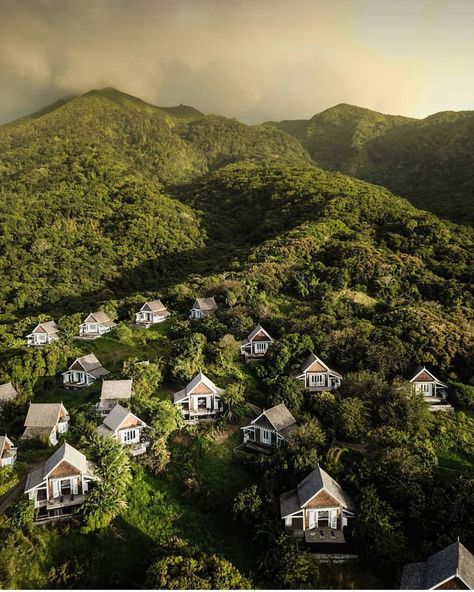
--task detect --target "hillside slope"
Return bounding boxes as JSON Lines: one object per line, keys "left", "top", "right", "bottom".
{"left": 266, "top": 104, "right": 474, "bottom": 225}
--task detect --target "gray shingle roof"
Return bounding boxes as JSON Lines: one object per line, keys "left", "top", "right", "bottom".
{"left": 193, "top": 297, "right": 218, "bottom": 312}
{"left": 100, "top": 380, "right": 133, "bottom": 401}
{"left": 245, "top": 325, "right": 273, "bottom": 343}
{"left": 24, "top": 403, "right": 67, "bottom": 428}
{"left": 25, "top": 442, "right": 95, "bottom": 492}
{"left": 142, "top": 300, "right": 169, "bottom": 314}
{"left": 99, "top": 403, "right": 146, "bottom": 434}
{"left": 300, "top": 352, "right": 342, "bottom": 378}
{"left": 254, "top": 403, "right": 296, "bottom": 433}
{"left": 32, "top": 320, "right": 59, "bottom": 335}
{"left": 67, "top": 353, "right": 109, "bottom": 377}
{"left": 0, "top": 382, "right": 18, "bottom": 403}
{"left": 173, "top": 372, "right": 225, "bottom": 404}
{"left": 83, "top": 311, "right": 116, "bottom": 327}
{"left": 280, "top": 466, "right": 355, "bottom": 517}
{"left": 401, "top": 541, "right": 474, "bottom": 589}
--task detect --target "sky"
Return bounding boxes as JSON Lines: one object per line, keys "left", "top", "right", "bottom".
{"left": 0, "top": 0, "right": 473, "bottom": 124}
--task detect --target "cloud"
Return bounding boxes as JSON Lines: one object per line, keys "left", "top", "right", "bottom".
{"left": 0, "top": 0, "right": 473, "bottom": 124}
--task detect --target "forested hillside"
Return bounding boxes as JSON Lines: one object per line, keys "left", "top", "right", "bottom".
{"left": 0, "top": 89, "right": 473, "bottom": 589}
{"left": 266, "top": 104, "right": 474, "bottom": 225}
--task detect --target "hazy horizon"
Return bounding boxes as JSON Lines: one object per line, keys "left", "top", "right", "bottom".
{"left": 1, "top": 0, "right": 474, "bottom": 125}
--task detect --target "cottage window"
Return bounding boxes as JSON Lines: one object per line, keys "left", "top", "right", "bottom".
{"left": 197, "top": 397, "right": 207, "bottom": 410}
{"left": 309, "top": 373, "right": 326, "bottom": 386}
{"left": 254, "top": 342, "right": 267, "bottom": 353}
{"left": 122, "top": 429, "right": 139, "bottom": 443}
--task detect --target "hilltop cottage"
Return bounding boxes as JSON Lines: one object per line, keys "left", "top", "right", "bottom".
{"left": 21, "top": 403, "right": 69, "bottom": 446}
{"left": 96, "top": 404, "right": 148, "bottom": 456}
{"left": 240, "top": 403, "right": 296, "bottom": 452}
{"left": 135, "top": 300, "right": 170, "bottom": 327}
{"left": 296, "top": 352, "right": 342, "bottom": 391}
{"left": 27, "top": 320, "right": 60, "bottom": 347}
{"left": 24, "top": 442, "right": 97, "bottom": 522}
{"left": 79, "top": 311, "right": 116, "bottom": 339}
{"left": 97, "top": 379, "right": 133, "bottom": 415}
{"left": 189, "top": 297, "right": 218, "bottom": 320}
{"left": 173, "top": 372, "right": 225, "bottom": 422}
{"left": 0, "top": 435, "right": 17, "bottom": 467}
{"left": 280, "top": 466, "right": 355, "bottom": 545}
{"left": 0, "top": 382, "right": 18, "bottom": 413}
{"left": 240, "top": 325, "right": 274, "bottom": 359}
{"left": 62, "top": 353, "right": 109, "bottom": 389}
{"left": 400, "top": 540, "right": 474, "bottom": 590}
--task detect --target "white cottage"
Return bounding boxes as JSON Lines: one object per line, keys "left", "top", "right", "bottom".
{"left": 296, "top": 353, "right": 342, "bottom": 391}
{"left": 24, "top": 442, "right": 97, "bottom": 521}
{"left": 79, "top": 311, "right": 116, "bottom": 339}
{"left": 280, "top": 466, "right": 355, "bottom": 544}
{"left": 135, "top": 300, "right": 170, "bottom": 327}
{"left": 62, "top": 353, "right": 109, "bottom": 389}
{"left": 0, "top": 435, "right": 17, "bottom": 467}
{"left": 173, "top": 372, "right": 225, "bottom": 422}
{"left": 409, "top": 366, "right": 448, "bottom": 399}
{"left": 21, "top": 403, "right": 69, "bottom": 446}
{"left": 189, "top": 297, "right": 218, "bottom": 320}
{"left": 96, "top": 404, "right": 148, "bottom": 456}
{"left": 240, "top": 325, "right": 274, "bottom": 359}
{"left": 240, "top": 403, "right": 296, "bottom": 451}
{"left": 27, "top": 321, "right": 60, "bottom": 346}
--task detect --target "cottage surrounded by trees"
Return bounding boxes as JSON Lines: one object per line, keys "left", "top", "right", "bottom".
{"left": 135, "top": 300, "right": 170, "bottom": 327}
{"left": 240, "top": 325, "right": 274, "bottom": 359}
{"left": 240, "top": 403, "right": 296, "bottom": 452}
{"left": 189, "top": 297, "right": 218, "bottom": 320}
{"left": 24, "top": 442, "right": 97, "bottom": 522}
{"left": 26, "top": 320, "right": 60, "bottom": 347}
{"left": 409, "top": 366, "right": 448, "bottom": 399}
{"left": 96, "top": 403, "right": 148, "bottom": 456}
{"left": 400, "top": 540, "right": 474, "bottom": 589}
{"left": 296, "top": 352, "right": 342, "bottom": 391}
{"left": 280, "top": 466, "right": 355, "bottom": 545}
{"left": 62, "top": 353, "right": 109, "bottom": 389}
{"left": 97, "top": 379, "right": 133, "bottom": 415}
{"left": 21, "top": 403, "right": 69, "bottom": 446}
{"left": 0, "top": 434, "right": 17, "bottom": 467}
{"left": 173, "top": 372, "right": 225, "bottom": 422}
{"left": 79, "top": 311, "right": 116, "bottom": 339}
{"left": 0, "top": 382, "right": 18, "bottom": 413}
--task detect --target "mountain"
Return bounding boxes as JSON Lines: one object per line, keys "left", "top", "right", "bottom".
{"left": 265, "top": 104, "right": 474, "bottom": 225}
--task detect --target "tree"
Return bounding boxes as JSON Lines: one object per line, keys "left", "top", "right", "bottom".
{"left": 285, "top": 419, "right": 326, "bottom": 474}
{"left": 269, "top": 376, "right": 305, "bottom": 415}
{"left": 145, "top": 553, "right": 252, "bottom": 589}
{"left": 81, "top": 435, "right": 132, "bottom": 532}
{"left": 221, "top": 382, "right": 247, "bottom": 422}
{"left": 143, "top": 436, "right": 170, "bottom": 475}
{"left": 232, "top": 485, "right": 263, "bottom": 526}
{"left": 338, "top": 397, "right": 369, "bottom": 441}
{"left": 123, "top": 359, "right": 163, "bottom": 400}
{"left": 171, "top": 333, "right": 207, "bottom": 382}
{"left": 4, "top": 498, "right": 34, "bottom": 533}
{"left": 357, "top": 486, "right": 408, "bottom": 580}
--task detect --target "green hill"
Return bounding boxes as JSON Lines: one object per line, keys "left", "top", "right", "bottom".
{"left": 265, "top": 104, "right": 474, "bottom": 225}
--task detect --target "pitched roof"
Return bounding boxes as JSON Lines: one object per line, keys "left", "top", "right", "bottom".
{"left": 0, "top": 382, "right": 18, "bottom": 403}
{"left": 25, "top": 442, "right": 94, "bottom": 491}
{"left": 101, "top": 403, "right": 145, "bottom": 433}
{"left": 0, "top": 435, "right": 14, "bottom": 457}
{"left": 100, "top": 380, "right": 133, "bottom": 401}
{"left": 24, "top": 403, "right": 67, "bottom": 428}
{"left": 253, "top": 403, "right": 296, "bottom": 433}
{"left": 67, "top": 353, "right": 109, "bottom": 377}
{"left": 300, "top": 352, "right": 342, "bottom": 378}
{"left": 409, "top": 365, "right": 447, "bottom": 387}
{"left": 83, "top": 311, "right": 115, "bottom": 326}
{"left": 32, "top": 320, "right": 60, "bottom": 335}
{"left": 173, "top": 372, "right": 225, "bottom": 403}
{"left": 193, "top": 297, "right": 218, "bottom": 312}
{"left": 141, "top": 300, "right": 169, "bottom": 314}
{"left": 280, "top": 466, "right": 355, "bottom": 517}
{"left": 245, "top": 325, "right": 273, "bottom": 343}
{"left": 401, "top": 541, "right": 474, "bottom": 590}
